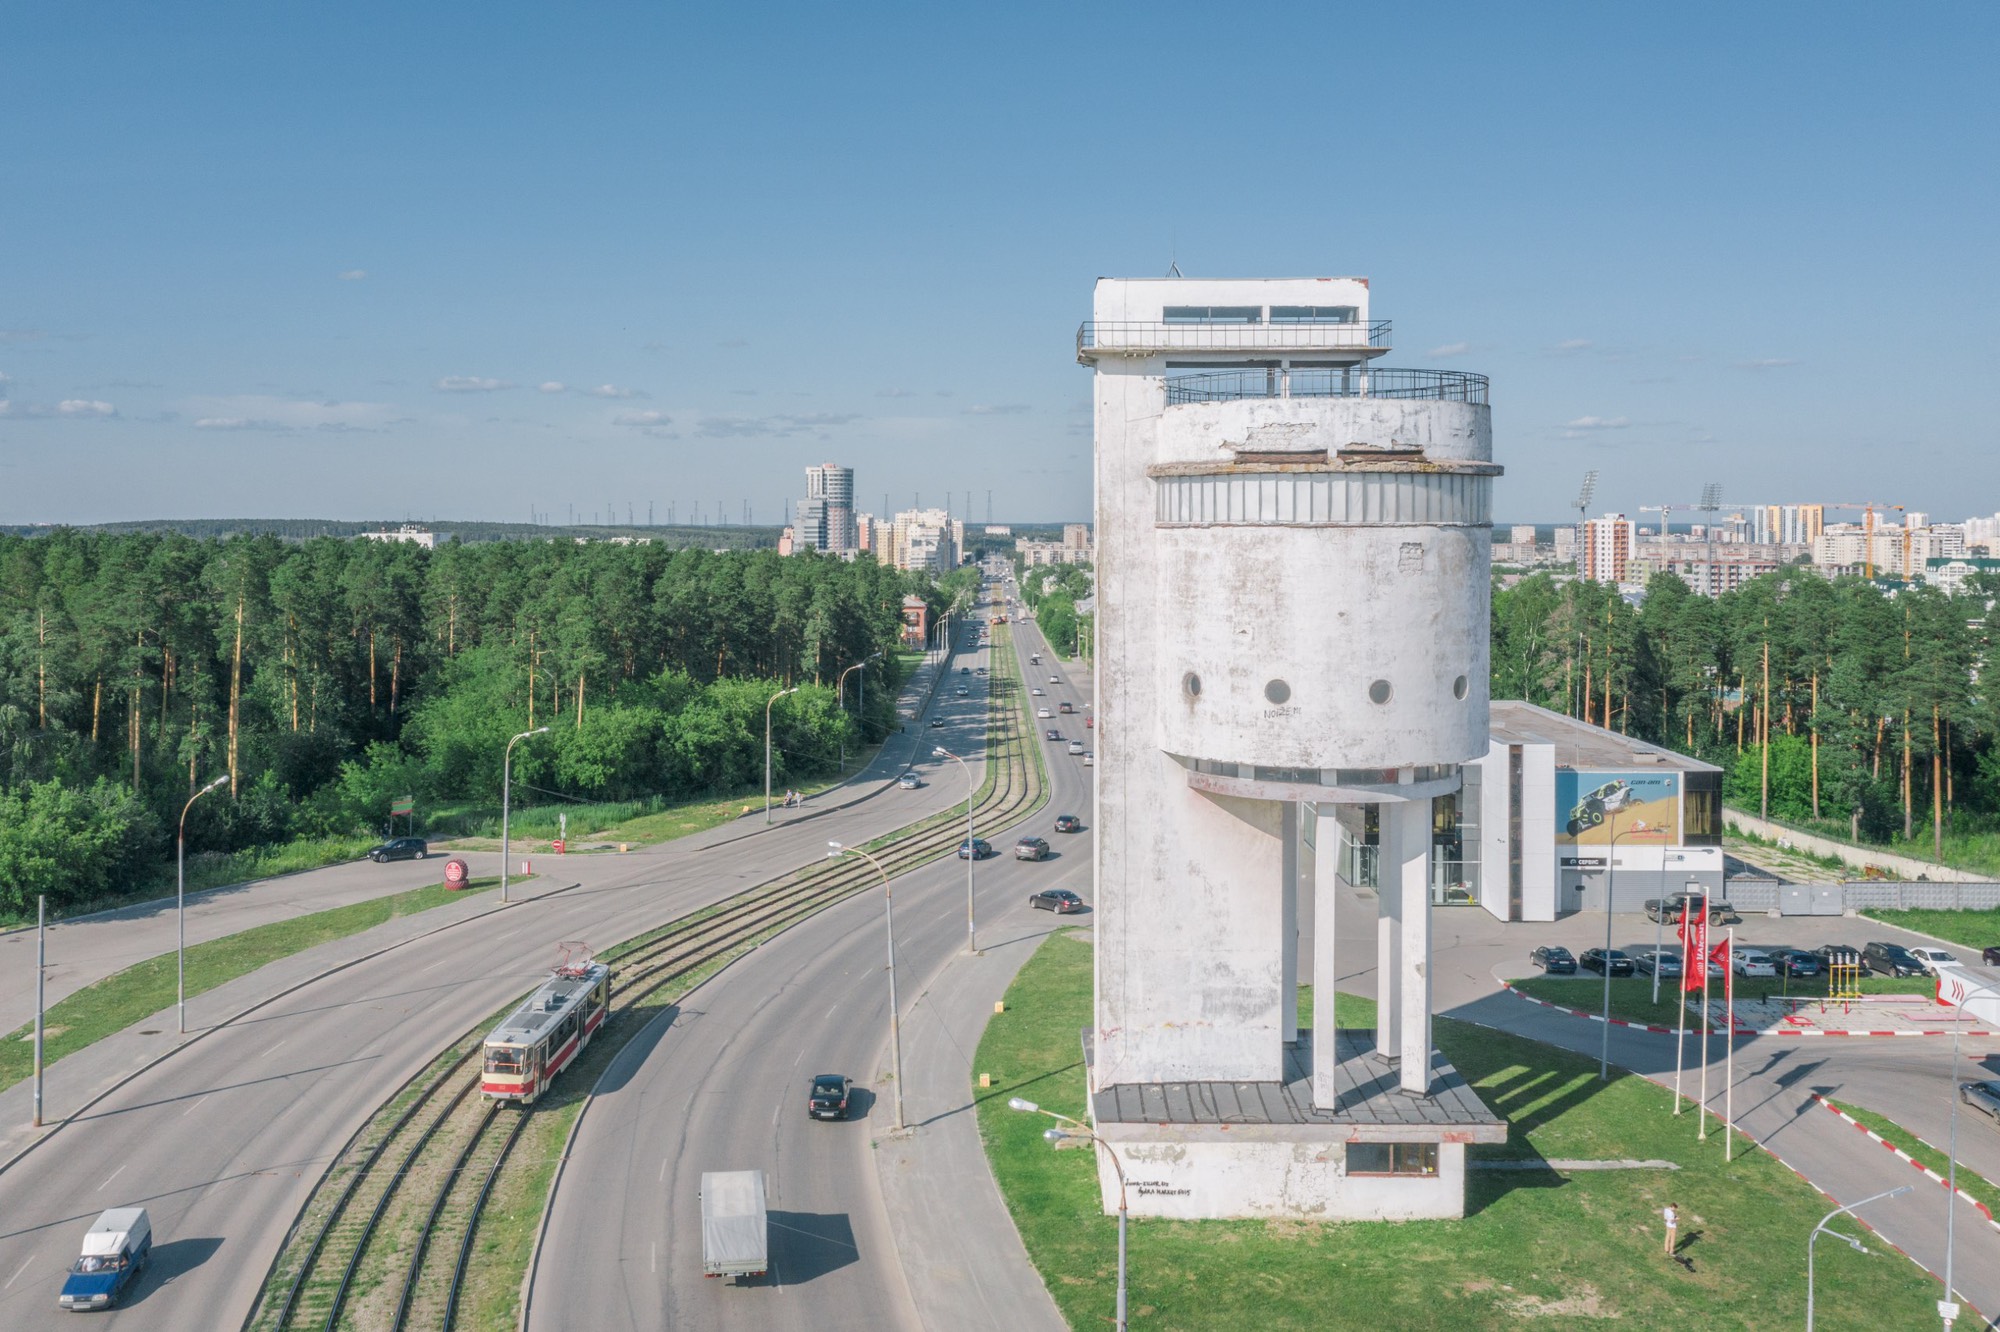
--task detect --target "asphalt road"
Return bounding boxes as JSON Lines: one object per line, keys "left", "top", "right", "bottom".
{"left": 1331, "top": 887, "right": 2000, "bottom": 1322}
{"left": 0, "top": 637, "right": 990, "bottom": 1329}
{"left": 528, "top": 604, "right": 1090, "bottom": 1331}
{"left": 0, "top": 850, "right": 503, "bottom": 1019}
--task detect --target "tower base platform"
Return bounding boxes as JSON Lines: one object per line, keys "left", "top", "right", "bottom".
{"left": 1085, "top": 1028, "right": 1504, "bottom": 1221}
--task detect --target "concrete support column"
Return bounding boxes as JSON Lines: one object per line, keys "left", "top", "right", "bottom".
{"left": 1374, "top": 806, "right": 1401, "bottom": 1065}
{"left": 1311, "top": 806, "right": 1342, "bottom": 1109}
{"left": 1280, "top": 802, "right": 1300, "bottom": 1047}
{"left": 1388, "top": 798, "right": 1435, "bottom": 1096}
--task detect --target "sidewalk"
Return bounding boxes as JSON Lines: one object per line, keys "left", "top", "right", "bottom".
{"left": 871, "top": 906, "right": 1069, "bottom": 1332}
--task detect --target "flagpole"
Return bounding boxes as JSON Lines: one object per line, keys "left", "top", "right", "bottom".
{"left": 1672, "top": 904, "right": 1688, "bottom": 1112}
{"left": 1724, "top": 926, "right": 1735, "bottom": 1161}
{"left": 1697, "top": 922, "right": 1711, "bottom": 1141}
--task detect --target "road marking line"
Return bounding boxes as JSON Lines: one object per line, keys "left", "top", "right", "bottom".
{"left": 650, "top": 1241, "right": 656, "bottom": 1273}
{"left": 659, "top": 1158, "right": 668, "bottom": 1184}
{"left": 262, "top": 1038, "right": 288, "bottom": 1059}
{"left": 5, "top": 1257, "right": 33, "bottom": 1289}
{"left": 98, "top": 1163, "right": 126, "bottom": 1192}
{"left": 182, "top": 1094, "right": 210, "bottom": 1118}
{"left": 418, "top": 956, "right": 454, "bottom": 974}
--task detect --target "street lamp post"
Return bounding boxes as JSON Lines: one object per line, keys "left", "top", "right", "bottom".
{"left": 1598, "top": 811, "right": 1648, "bottom": 1080}
{"left": 1010, "top": 1097, "right": 1127, "bottom": 1332}
{"left": 835, "top": 653, "right": 882, "bottom": 772}
{"left": 828, "top": 841, "right": 904, "bottom": 1130}
{"left": 1808, "top": 1185, "right": 1912, "bottom": 1330}
{"left": 500, "top": 726, "right": 550, "bottom": 904}
{"left": 935, "top": 746, "right": 978, "bottom": 954}
{"left": 178, "top": 775, "right": 229, "bottom": 1035}
{"left": 764, "top": 686, "right": 800, "bottom": 824}
{"left": 1940, "top": 972, "right": 1999, "bottom": 1329}
{"left": 1654, "top": 875, "right": 1700, "bottom": 1005}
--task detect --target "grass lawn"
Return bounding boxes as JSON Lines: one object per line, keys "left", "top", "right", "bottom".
{"left": 977, "top": 932, "right": 1944, "bottom": 1330}
{"left": 1513, "top": 973, "right": 1935, "bottom": 1028}
{"left": 0, "top": 874, "right": 528, "bottom": 1096}
{"left": 1861, "top": 907, "right": 2000, "bottom": 954}
{"left": 1826, "top": 1099, "right": 2000, "bottom": 1220}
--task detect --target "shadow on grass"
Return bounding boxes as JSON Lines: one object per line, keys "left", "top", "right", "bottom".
{"left": 972, "top": 1058, "right": 1086, "bottom": 1112}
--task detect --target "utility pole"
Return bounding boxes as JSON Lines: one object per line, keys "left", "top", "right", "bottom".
{"left": 33, "top": 895, "right": 45, "bottom": 1127}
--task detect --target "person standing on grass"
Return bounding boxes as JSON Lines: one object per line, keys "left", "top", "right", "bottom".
{"left": 1662, "top": 1202, "right": 1679, "bottom": 1255}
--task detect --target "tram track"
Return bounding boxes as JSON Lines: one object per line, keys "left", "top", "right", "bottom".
{"left": 244, "top": 623, "right": 1046, "bottom": 1332}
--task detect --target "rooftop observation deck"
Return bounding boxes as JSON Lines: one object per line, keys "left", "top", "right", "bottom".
{"left": 1165, "top": 366, "right": 1488, "bottom": 406}
{"left": 1077, "top": 318, "right": 1392, "bottom": 362}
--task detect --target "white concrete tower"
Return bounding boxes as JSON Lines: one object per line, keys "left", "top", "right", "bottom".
{"left": 1083, "top": 278, "right": 1503, "bottom": 1220}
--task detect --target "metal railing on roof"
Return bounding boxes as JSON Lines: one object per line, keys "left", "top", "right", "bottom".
{"left": 1076, "top": 320, "right": 1391, "bottom": 358}
{"left": 1165, "top": 366, "right": 1488, "bottom": 406}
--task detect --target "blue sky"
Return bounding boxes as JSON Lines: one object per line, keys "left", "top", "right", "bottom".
{"left": 3, "top": 1, "right": 1995, "bottom": 527}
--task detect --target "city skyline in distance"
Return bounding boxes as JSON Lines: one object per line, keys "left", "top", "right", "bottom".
{"left": 2, "top": 3, "right": 1994, "bottom": 527}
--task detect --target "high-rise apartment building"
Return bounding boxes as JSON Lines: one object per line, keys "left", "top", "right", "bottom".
{"left": 1752, "top": 504, "right": 1825, "bottom": 547}
{"left": 1581, "top": 514, "right": 1638, "bottom": 583}
{"left": 794, "top": 462, "right": 857, "bottom": 553}
{"left": 878, "top": 508, "right": 959, "bottom": 571}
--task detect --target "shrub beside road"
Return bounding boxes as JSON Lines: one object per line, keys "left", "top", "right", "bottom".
{"left": 977, "top": 933, "right": 1944, "bottom": 1330}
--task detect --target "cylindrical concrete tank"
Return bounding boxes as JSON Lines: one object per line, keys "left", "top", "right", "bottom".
{"left": 1148, "top": 396, "right": 1495, "bottom": 771}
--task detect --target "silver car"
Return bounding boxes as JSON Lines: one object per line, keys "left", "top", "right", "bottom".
{"left": 1962, "top": 1080, "right": 2000, "bottom": 1123}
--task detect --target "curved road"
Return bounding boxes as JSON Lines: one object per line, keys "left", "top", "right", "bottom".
{"left": 0, "top": 638, "right": 989, "bottom": 1329}
{"left": 529, "top": 605, "right": 1086, "bottom": 1330}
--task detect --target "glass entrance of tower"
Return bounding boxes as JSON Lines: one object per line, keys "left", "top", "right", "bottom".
{"left": 1431, "top": 767, "right": 1482, "bottom": 906}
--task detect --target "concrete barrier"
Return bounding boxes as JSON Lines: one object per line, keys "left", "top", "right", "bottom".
{"left": 1725, "top": 809, "right": 1988, "bottom": 883}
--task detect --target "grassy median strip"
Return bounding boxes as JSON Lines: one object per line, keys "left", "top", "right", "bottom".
{"left": 1826, "top": 1099, "right": 2000, "bottom": 1219}
{"left": 978, "top": 933, "right": 1943, "bottom": 1330}
{"left": 0, "top": 875, "right": 526, "bottom": 1097}
{"left": 1513, "top": 973, "right": 1935, "bottom": 1029}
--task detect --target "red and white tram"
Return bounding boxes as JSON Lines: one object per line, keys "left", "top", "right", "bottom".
{"left": 481, "top": 948, "right": 612, "bottom": 1104}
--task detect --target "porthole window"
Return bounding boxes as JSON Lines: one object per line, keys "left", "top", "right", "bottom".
{"left": 1453, "top": 675, "right": 1469, "bottom": 701}
{"left": 1183, "top": 672, "right": 1202, "bottom": 699}
{"left": 1368, "top": 679, "right": 1393, "bottom": 705}
{"left": 1264, "top": 679, "right": 1291, "bottom": 705}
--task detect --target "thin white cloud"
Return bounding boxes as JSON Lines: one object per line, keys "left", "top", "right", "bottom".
{"left": 876, "top": 388, "right": 917, "bottom": 398}
{"left": 538, "top": 381, "right": 567, "bottom": 394}
{"left": 434, "top": 376, "right": 512, "bottom": 392}
{"left": 181, "top": 394, "right": 399, "bottom": 432}
{"left": 1555, "top": 339, "right": 1593, "bottom": 352}
{"left": 1565, "top": 415, "right": 1630, "bottom": 430}
{"left": 1737, "top": 357, "right": 1798, "bottom": 369}
{"left": 613, "top": 410, "right": 671, "bottom": 427}
{"left": 57, "top": 399, "right": 116, "bottom": 417}
{"left": 338, "top": 269, "right": 368, "bottom": 281}
{"left": 0, "top": 371, "right": 11, "bottom": 384}
{"left": 587, "top": 383, "right": 642, "bottom": 398}
{"left": 693, "top": 412, "right": 859, "bottom": 438}
{"left": 965, "top": 403, "right": 1029, "bottom": 416}
{"left": 0, "top": 330, "right": 47, "bottom": 344}
{"left": 1425, "top": 342, "right": 1471, "bottom": 358}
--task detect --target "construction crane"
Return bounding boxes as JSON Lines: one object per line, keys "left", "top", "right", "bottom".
{"left": 1636, "top": 482, "right": 1723, "bottom": 537}
{"left": 1821, "top": 502, "right": 1906, "bottom": 579}
{"left": 1571, "top": 469, "right": 1598, "bottom": 554}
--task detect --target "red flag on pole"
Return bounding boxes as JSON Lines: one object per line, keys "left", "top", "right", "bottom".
{"left": 1681, "top": 910, "right": 1708, "bottom": 993}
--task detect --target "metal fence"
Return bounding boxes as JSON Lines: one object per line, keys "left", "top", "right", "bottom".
{"left": 1165, "top": 366, "right": 1489, "bottom": 406}
{"left": 1725, "top": 879, "right": 2000, "bottom": 914}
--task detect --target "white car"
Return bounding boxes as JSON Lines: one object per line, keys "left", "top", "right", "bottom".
{"left": 1082, "top": 751, "right": 1094, "bottom": 766}
{"left": 1037, "top": 707, "right": 1053, "bottom": 718}
{"left": 1733, "top": 949, "right": 1778, "bottom": 978}
{"left": 1067, "top": 740, "right": 1085, "bottom": 755}
{"left": 1049, "top": 675, "right": 1060, "bottom": 684}
{"left": 955, "top": 686, "right": 968, "bottom": 696}
{"left": 897, "top": 772, "right": 922, "bottom": 789}
{"left": 1031, "top": 688, "right": 1043, "bottom": 696}
{"left": 1908, "top": 946, "right": 1961, "bottom": 975}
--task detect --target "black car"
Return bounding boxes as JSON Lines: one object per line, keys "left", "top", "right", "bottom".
{"left": 929, "top": 718, "right": 947, "bottom": 729}
{"left": 808, "top": 1073, "right": 852, "bottom": 1121}
{"left": 957, "top": 838, "right": 995, "bottom": 860}
{"left": 1861, "top": 941, "right": 1925, "bottom": 978}
{"left": 1984, "top": 946, "right": 2000, "bottom": 966}
{"left": 1762, "top": 946, "right": 1823, "bottom": 978}
{"left": 369, "top": 837, "right": 428, "bottom": 863}
{"left": 1531, "top": 945, "right": 1577, "bottom": 975}
{"left": 1644, "top": 894, "right": 1707, "bottom": 924}
{"left": 1030, "top": 889, "right": 1085, "bottom": 914}
{"left": 1053, "top": 814, "right": 1083, "bottom": 833}
{"left": 1579, "top": 948, "right": 1635, "bottom": 977}
{"left": 1044, "top": 728, "right": 1062, "bottom": 741}
{"left": 1813, "top": 943, "right": 1863, "bottom": 967}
